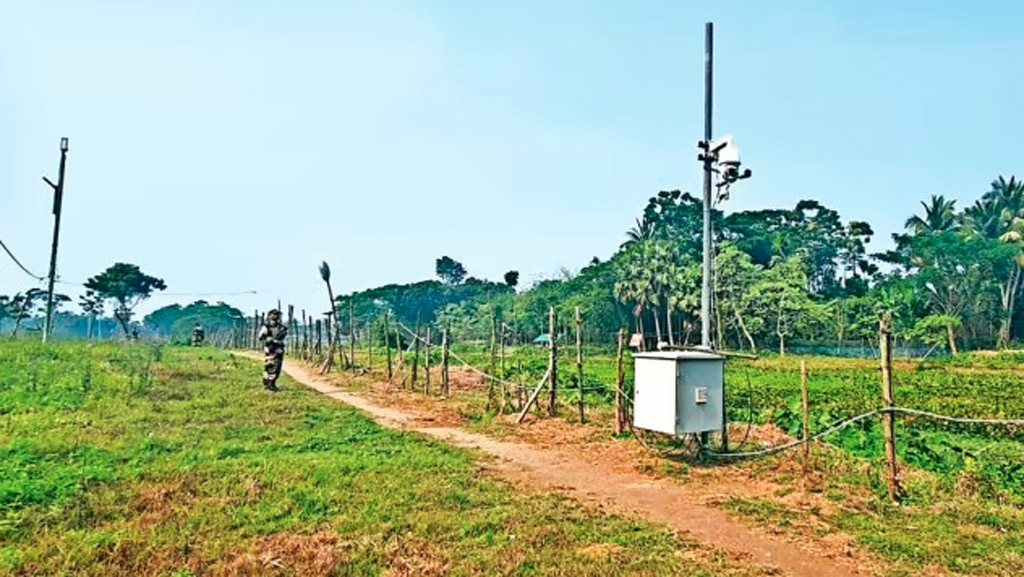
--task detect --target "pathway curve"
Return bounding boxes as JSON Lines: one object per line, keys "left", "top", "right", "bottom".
{"left": 239, "top": 353, "right": 874, "bottom": 577}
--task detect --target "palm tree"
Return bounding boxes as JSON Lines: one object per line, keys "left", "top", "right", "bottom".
{"left": 904, "top": 195, "right": 958, "bottom": 234}
{"left": 614, "top": 241, "right": 663, "bottom": 344}
{"left": 965, "top": 175, "right": 1024, "bottom": 347}
{"left": 622, "top": 215, "right": 658, "bottom": 248}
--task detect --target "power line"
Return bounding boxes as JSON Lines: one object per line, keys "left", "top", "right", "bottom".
{"left": 0, "top": 237, "right": 45, "bottom": 281}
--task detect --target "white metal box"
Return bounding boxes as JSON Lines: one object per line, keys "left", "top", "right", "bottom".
{"left": 632, "top": 351, "right": 725, "bottom": 435}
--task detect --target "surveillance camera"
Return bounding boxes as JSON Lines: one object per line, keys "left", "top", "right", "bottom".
{"left": 717, "top": 142, "right": 741, "bottom": 167}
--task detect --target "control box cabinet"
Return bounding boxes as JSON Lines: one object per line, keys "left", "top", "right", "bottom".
{"left": 632, "top": 351, "right": 725, "bottom": 436}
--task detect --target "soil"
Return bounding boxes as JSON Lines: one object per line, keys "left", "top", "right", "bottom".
{"left": 240, "top": 353, "right": 882, "bottom": 577}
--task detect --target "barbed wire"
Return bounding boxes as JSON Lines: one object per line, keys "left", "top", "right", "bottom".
{"left": 707, "top": 406, "right": 1024, "bottom": 459}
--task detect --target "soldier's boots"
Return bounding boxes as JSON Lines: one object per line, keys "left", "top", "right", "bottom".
{"left": 263, "top": 378, "right": 279, "bottom": 392}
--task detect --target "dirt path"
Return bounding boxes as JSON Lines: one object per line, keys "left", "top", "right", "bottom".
{"left": 248, "top": 354, "right": 873, "bottom": 577}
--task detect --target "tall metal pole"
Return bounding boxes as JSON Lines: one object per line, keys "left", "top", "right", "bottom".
{"left": 700, "top": 23, "right": 714, "bottom": 349}
{"left": 42, "top": 137, "right": 69, "bottom": 343}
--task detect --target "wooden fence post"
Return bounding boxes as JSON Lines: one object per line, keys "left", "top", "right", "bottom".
{"left": 325, "top": 315, "right": 332, "bottom": 352}
{"left": 286, "top": 305, "right": 294, "bottom": 353}
{"left": 880, "top": 315, "right": 901, "bottom": 502}
{"left": 385, "top": 315, "right": 393, "bottom": 383}
{"left": 301, "top": 310, "right": 308, "bottom": 360}
{"left": 366, "top": 321, "right": 373, "bottom": 372}
{"left": 548, "top": 307, "right": 558, "bottom": 416}
{"left": 425, "top": 327, "right": 432, "bottom": 394}
{"left": 412, "top": 316, "right": 421, "bottom": 387}
{"left": 500, "top": 323, "right": 507, "bottom": 412}
{"left": 615, "top": 328, "right": 625, "bottom": 435}
{"left": 487, "top": 310, "right": 497, "bottom": 411}
{"left": 349, "top": 301, "right": 356, "bottom": 373}
{"left": 315, "top": 319, "right": 322, "bottom": 356}
{"left": 252, "top": 310, "right": 259, "bottom": 349}
{"left": 576, "top": 306, "right": 584, "bottom": 424}
{"left": 259, "top": 312, "right": 265, "bottom": 349}
{"left": 395, "top": 326, "right": 404, "bottom": 387}
{"left": 801, "top": 359, "right": 810, "bottom": 476}
{"left": 442, "top": 329, "right": 450, "bottom": 398}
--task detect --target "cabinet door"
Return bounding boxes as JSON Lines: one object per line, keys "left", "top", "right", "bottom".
{"left": 633, "top": 359, "right": 677, "bottom": 434}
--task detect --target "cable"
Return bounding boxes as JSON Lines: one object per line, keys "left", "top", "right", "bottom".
{"left": 707, "top": 409, "right": 885, "bottom": 459}
{"left": 0, "top": 238, "right": 45, "bottom": 281}
{"left": 888, "top": 407, "right": 1024, "bottom": 426}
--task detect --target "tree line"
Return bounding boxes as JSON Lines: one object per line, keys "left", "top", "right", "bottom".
{"left": 334, "top": 176, "right": 1024, "bottom": 355}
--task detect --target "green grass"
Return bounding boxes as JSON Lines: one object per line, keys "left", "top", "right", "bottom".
{"left": 0, "top": 341, "right": 763, "bottom": 576}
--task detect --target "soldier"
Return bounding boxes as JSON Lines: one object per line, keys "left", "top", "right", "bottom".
{"left": 192, "top": 323, "right": 206, "bottom": 347}
{"left": 258, "top": 309, "right": 288, "bottom": 391}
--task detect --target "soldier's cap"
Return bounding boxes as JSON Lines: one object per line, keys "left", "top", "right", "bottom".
{"left": 268, "top": 309, "right": 282, "bottom": 316}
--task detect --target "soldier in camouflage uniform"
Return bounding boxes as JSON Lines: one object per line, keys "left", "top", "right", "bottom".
{"left": 258, "top": 309, "right": 288, "bottom": 391}
{"left": 192, "top": 323, "right": 205, "bottom": 347}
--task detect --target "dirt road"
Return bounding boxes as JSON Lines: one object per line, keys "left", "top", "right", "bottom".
{"left": 245, "top": 354, "right": 874, "bottom": 577}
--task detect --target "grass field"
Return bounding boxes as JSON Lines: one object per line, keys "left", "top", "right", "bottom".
{"left": 0, "top": 341, "right": 766, "bottom": 576}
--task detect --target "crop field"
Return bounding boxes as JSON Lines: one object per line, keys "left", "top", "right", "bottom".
{"left": 0, "top": 341, "right": 772, "bottom": 576}
{"left": 439, "top": 342, "right": 1024, "bottom": 499}
{"left": 375, "top": 342, "right": 1024, "bottom": 575}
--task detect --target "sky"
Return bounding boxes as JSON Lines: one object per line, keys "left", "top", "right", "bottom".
{"left": 1, "top": 1, "right": 1021, "bottom": 317}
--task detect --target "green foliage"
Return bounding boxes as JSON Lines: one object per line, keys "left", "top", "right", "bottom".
{"left": 144, "top": 300, "right": 245, "bottom": 344}
{"left": 435, "top": 255, "right": 467, "bottom": 285}
{"left": 84, "top": 262, "right": 167, "bottom": 335}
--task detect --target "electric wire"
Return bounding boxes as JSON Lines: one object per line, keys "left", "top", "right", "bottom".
{"left": 0, "top": 238, "right": 45, "bottom": 281}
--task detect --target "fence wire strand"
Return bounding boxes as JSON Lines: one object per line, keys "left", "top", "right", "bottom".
{"left": 708, "top": 406, "right": 1024, "bottom": 459}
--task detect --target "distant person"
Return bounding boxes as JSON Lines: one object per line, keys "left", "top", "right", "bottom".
{"left": 192, "top": 323, "right": 205, "bottom": 347}
{"left": 257, "top": 309, "right": 288, "bottom": 391}
{"left": 130, "top": 327, "right": 139, "bottom": 341}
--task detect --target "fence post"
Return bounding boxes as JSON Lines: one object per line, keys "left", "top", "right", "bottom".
{"left": 315, "top": 319, "right": 322, "bottom": 356}
{"left": 252, "top": 310, "right": 259, "bottom": 349}
{"left": 325, "top": 315, "right": 332, "bottom": 352}
{"left": 385, "top": 315, "right": 393, "bottom": 382}
{"left": 615, "top": 328, "right": 625, "bottom": 435}
{"left": 425, "top": 327, "right": 432, "bottom": 394}
{"left": 395, "top": 326, "right": 404, "bottom": 387}
{"left": 412, "top": 316, "right": 421, "bottom": 388}
{"left": 880, "top": 315, "right": 901, "bottom": 502}
{"left": 548, "top": 307, "right": 558, "bottom": 416}
{"left": 301, "top": 310, "right": 307, "bottom": 360}
{"left": 286, "top": 305, "right": 294, "bottom": 355}
{"left": 366, "top": 321, "right": 373, "bottom": 372}
{"left": 442, "top": 328, "right": 450, "bottom": 398}
{"left": 259, "top": 312, "right": 265, "bottom": 349}
{"left": 500, "top": 323, "right": 507, "bottom": 412}
{"left": 349, "top": 301, "right": 356, "bottom": 373}
{"left": 801, "top": 359, "right": 810, "bottom": 477}
{"left": 487, "top": 310, "right": 497, "bottom": 411}
{"left": 576, "top": 306, "right": 584, "bottom": 424}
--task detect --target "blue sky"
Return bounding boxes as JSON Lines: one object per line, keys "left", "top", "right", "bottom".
{"left": 1, "top": 1, "right": 1021, "bottom": 316}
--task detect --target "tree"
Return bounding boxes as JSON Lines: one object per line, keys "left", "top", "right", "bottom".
{"left": 4, "top": 288, "right": 67, "bottom": 337}
{"left": 435, "top": 256, "right": 467, "bottom": 285}
{"left": 503, "top": 270, "right": 520, "bottom": 290}
{"left": 79, "top": 290, "right": 105, "bottom": 339}
{"left": 715, "top": 243, "right": 763, "bottom": 351}
{"left": 749, "top": 254, "right": 814, "bottom": 355}
{"left": 84, "top": 263, "right": 166, "bottom": 336}
{"left": 882, "top": 231, "right": 1005, "bottom": 353}
{"left": 963, "top": 175, "right": 1024, "bottom": 347}
{"left": 904, "top": 195, "right": 958, "bottom": 234}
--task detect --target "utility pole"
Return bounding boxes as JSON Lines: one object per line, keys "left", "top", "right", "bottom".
{"left": 41, "top": 137, "right": 69, "bottom": 343}
{"left": 700, "top": 23, "right": 714, "bottom": 350}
